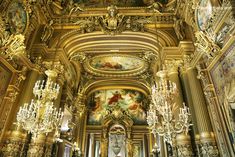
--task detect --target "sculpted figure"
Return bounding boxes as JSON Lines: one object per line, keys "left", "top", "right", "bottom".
{"left": 98, "top": 5, "right": 124, "bottom": 34}
{"left": 41, "top": 20, "right": 54, "bottom": 44}
{"left": 174, "top": 18, "right": 185, "bottom": 40}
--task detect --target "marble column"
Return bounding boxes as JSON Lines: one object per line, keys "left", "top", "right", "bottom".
{"left": 44, "top": 135, "right": 54, "bottom": 157}
{"left": 27, "top": 135, "right": 46, "bottom": 157}
{"left": 183, "top": 67, "right": 218, "bottom": 156}
{"left": 166, "top": 60, "right": 193, "bottom": 156}
{"left": 54, "top": 74, "right": 65, "bottom": 108}
{"left": 1, "top": 69, "right": 40, "bottom": 156}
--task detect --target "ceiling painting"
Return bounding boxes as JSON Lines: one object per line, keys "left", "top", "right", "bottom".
{"left": 6, "top": 0, "right": 28, "bottom": 34}
{"left": 196, "top": 0, "right": 213, "bottom": 31}
{"left": 91, "top": 56, "right": 143, "bottom": 71}
{"left": 87, "top": 89, "right": 147, "bottom": 125}
{"left": 84, "top": 54, "right": 148, "bottom": 77}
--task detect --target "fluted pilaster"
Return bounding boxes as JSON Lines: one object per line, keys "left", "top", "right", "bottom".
{"left": 166, "top": 60, "right": 193, "bottom": 157}
{"left": 27, "top": 135, "right": 46, "bottom": 157}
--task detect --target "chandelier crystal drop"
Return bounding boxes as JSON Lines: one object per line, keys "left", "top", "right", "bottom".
{"left": 147, "top": 70, "right": 192, "bottom": 146}
{"left": 16, "top": 69, "right": 63, "bottom": 139}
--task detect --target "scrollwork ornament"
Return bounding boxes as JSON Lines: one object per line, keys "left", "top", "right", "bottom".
{"left": 196, "top": 64, "right": 209, "bottom": 87}
{"left": 200, "top": 143, "right": 219, "bottom": 157}
{"left": 1, "top": 140, "right": 25, "bottom": 156}
{"left": 1, "top": 34, "right": 26, "bottom": 60}
{"left": 27, "top": 143, "right": 44, "bottom": 157}
{"left": 194, "top": 31, "right": 220, "bottom": 61}
{"left": 177, "top": 144, "right": 193, "bottom": 157}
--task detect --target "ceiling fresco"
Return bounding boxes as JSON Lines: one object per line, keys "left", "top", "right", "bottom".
{"left": 73, "top": 0, "right": 168, "bottom": 7}
{"left": 196, "top": 0, "right": 213, "bottom": 31}
{"left": 84, "top": 54, "right": 148, "bottom": 77}
{"left": 87, "top": 89, "right": 147, "bottom": 125}
{"left": 90, "top": 55, "right": 144, "bottom": 71}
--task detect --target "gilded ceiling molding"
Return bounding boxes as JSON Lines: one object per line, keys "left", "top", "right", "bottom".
{"left": 82, "top": 54, "right": 149, "bottom": 77}
{"left": 81, "top": 79, "right": 151, "bottom": 98}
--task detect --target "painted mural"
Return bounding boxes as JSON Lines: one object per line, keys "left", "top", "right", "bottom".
{"left": 197, "top": 0, "right": 213, "bottom": 31}
{"left": 210, "top": 43, "right": 235, "bottom": 150}
{"left": 88, "top": 89, "right": 147, "bottom": 125}
{"left": 0, "top": 63, "right": 12, "bottom": 106}
{"left": 90, "top": 56, "right": 144, "bottom": 71}
{"left": 73, "top": 0, "right": 168, "bottom": 7}
{"left": 7, "top": 0, "right": 28, "bottom": 34}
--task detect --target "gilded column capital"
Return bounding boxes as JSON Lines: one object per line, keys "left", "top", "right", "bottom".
{"left": 179, "top": 54, "right": 194, "bottom": 74}
{"left": 165, "top": 59, "right": 182, "bottom": 74}
{"left": 195, "top": 64, "right": 211, "bottom": 88}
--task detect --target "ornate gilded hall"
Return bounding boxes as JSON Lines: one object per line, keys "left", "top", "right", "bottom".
{"left": 0, "top": 0, "right": 235, "bottom": 156}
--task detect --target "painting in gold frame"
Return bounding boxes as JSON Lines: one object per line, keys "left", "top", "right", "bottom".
{"left": 87, "top": 89, "right": 147, "bottom": 125}
{"left": 210, "top": 43, "right": 235, "bottom": 150}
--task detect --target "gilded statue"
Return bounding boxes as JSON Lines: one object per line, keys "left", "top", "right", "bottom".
{"left": 98, "top": 5, "right": 125, "bottom": 34}
{"left": 41, "top": 20, "right": 54, "bottom": 44}
{"left": 68, "top": 0, "right": 84, "bottom": 16}
{"left": 174, "top": 18, "right": 185, "bottom": 40}
{"left": 146, "top": 2, "right": 163, "bottom": 13}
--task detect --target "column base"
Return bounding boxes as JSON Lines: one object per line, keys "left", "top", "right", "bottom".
{"left": 27, "top": 135, "right": 46, "bottom": 157}
{"left": 0, "top": 130, "right": 27, "bottom": 157}
{"left": 199, "top": 132, "right": 219, "bottom": 157}
{"left": 175, "top": 134, "right": 193, "bottom": 157}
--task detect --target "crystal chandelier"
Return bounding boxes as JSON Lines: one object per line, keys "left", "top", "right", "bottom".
{"left": 147, "top": 70, "right": 192, "bottom": 146}
{"left": 16, "top": 69, "right": 63, "bottom": 139}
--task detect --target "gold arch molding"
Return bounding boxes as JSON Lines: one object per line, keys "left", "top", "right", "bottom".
{"left": 83, "top": 79, "right": 151, "bottom": 99}
{"left": 51, "top": 30, "right": 177, "bottom": 58}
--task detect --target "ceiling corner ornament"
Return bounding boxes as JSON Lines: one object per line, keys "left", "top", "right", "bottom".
{"left": 83, "top": 54, "right": 148, "bottom": 77}
{"left": 71, "top": 6, "right": 169, "bottom": 35}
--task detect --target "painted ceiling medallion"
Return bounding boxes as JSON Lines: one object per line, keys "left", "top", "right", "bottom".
{"left": 84, "top": 54, "right": 148, "bottom": 77}
{"left": 196, "top": 0, "right": 213, "bottom": 31}
{"left": 6, "top": 0, "right": 28, "bottom": 34}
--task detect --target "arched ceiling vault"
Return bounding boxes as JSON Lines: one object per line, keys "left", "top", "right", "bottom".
{"left": 83, "top": 79, "right": 151, "bottom": 99}
{"left": 51, "top": 30, "right": 178, "bottom": 59}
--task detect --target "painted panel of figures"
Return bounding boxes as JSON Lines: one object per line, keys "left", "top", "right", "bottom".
{"left": 210, "top": 43, "right": 235, "bottom": 150}
{"left": 196, "top": 0, "right": 213, "bottom": 30}
{"left": 0, "top": 63, "right": 12, "bottom": 106}
{"left": 72, "top": 0, "right": 168, "bottom": 7}
{"left": 88, "top": 89, "right": 146, "bottom": 125}
{"left": 91, "top": 56, "right": 144, "bottom": 71}
{"left": 7, "top": 0, "right": 28, "bottom": 34}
